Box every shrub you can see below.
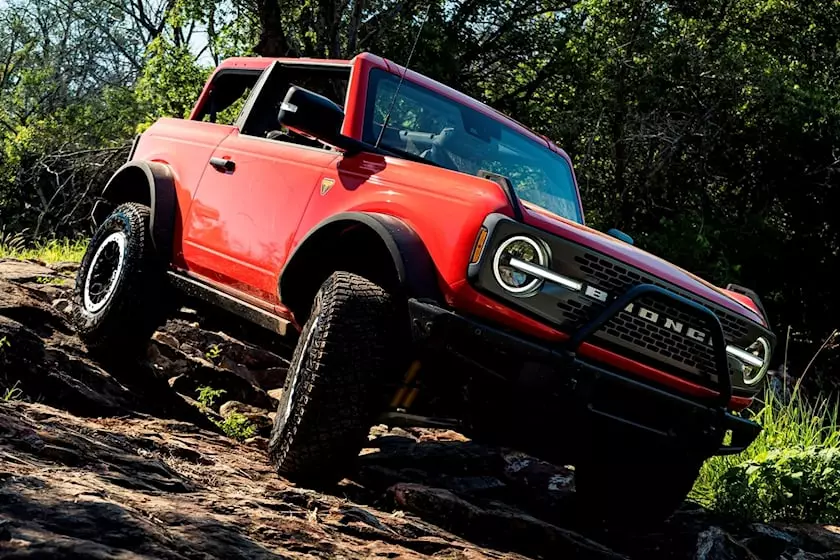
[714,446,840,523]
[216,413,257,441]
[692,384,840,523]
[196,386,226,410]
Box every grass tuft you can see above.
[2,380,23,402]
[0,237,88,264]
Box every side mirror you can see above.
[607,228,634,245]
[278,85,344,145]
[277,85,369,155]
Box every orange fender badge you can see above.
[320,178,335,196]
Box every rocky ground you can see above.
[1,258,839,559]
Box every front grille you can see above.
[553,252,753,385]
[473,217,772,392]
[575,253,750,342]
[602,296,716,372]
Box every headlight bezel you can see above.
[491,235,548,296]
[740,336,771,386]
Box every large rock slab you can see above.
[2,258,840,559]
[0,260,57,283]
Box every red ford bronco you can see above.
[72,52,775,525]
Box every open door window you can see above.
[194,69,263,124]
[235,61,351,149]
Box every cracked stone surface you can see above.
[1,260,840,559]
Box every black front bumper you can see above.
[408,283,762,458]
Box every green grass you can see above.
[2,380,23,402]
[691,383,840,523]
[0,237,88,264]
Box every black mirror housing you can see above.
[278,86,344,143]
[607,228,634,245]
[278,85,370,155]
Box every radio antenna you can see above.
[374,3,431,148]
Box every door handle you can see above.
[209,156,235,173]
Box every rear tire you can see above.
[71,202,169,363]
[268,271,397,483]
[574,441,704,531]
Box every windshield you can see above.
[362,69,582,223]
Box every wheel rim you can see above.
[83,231,127,314]
[280,302,322,428]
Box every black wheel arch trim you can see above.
[93,160,177,256]
[278,211,442,307]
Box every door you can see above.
[182,61,350,304]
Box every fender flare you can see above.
[278,212,442,311]
[93,161,177,255]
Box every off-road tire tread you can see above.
[71,202,167,361]
[268,271,395,482]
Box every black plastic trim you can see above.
[408,298,762,457]
[477,170,523,221]
[168,271,291,335]
[279,211,442,308]
[96,161,177,257]
[726,283,770,325]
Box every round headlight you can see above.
[492,236,547,295]
[742,337,771,386]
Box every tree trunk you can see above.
[254,0,295,56]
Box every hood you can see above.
[520,203,767,327]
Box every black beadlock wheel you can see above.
[71,202,169,362]
[573,441,705,530]
[268,271,397,483]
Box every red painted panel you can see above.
[183,131,341,302]
[131,118,235,269]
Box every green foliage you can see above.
[714,446,840,524]
[0,239,88,264]
[692,385,840,523]
[194,385,256,440]
[2,381,23,402]
[196,385,226,409]
[215,412,258,441]
[205,344,223,363]
[134,36,210,130]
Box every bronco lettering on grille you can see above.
[583,284,711,344]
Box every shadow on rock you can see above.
[0,484,291,559]
[332,431,627,559]
[0,313,218,429]
[332,430,840,560]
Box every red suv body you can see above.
[74,52,775,525]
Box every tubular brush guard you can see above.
[408,283,762,458]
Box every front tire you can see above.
[71,202,169,362]
[268,271,397,483]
